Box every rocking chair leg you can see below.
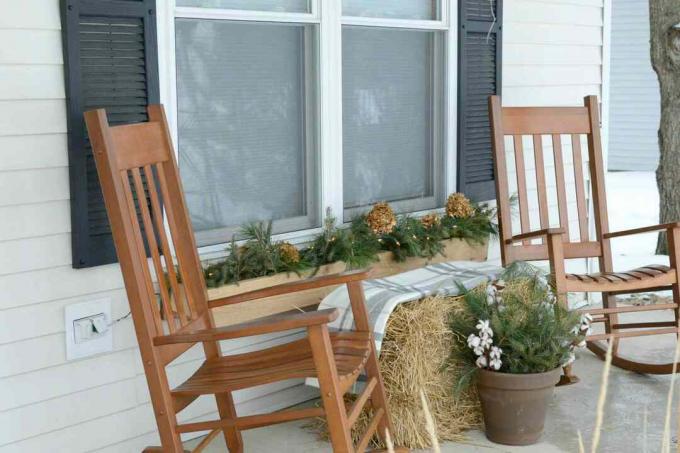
[308,325,354,453]
[215,392,243,453]
[557,363,580,386]
[365,346,394,443]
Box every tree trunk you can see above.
[651,1,680,254]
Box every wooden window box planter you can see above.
[207,238,488,327]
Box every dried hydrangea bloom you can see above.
[278,242,300,264]
[446,192,474,218]
[366,202,397,235]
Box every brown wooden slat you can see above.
[120,172,164,335]
[145,164,189,324]
[571,134,589,241]
[348,377,378,427]
[154,164,198,320]
[357,408,385,453]
[501,106,591,134]
[131,167,180,331]
[552,134,570,242]
[533,135,550,241]
[513,135,531,245]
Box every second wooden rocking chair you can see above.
[489,94,680,382]
[85,105,406,453]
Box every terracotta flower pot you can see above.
[476,367,562,445]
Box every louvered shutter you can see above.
[61,0,159,268]
[457,0,502,202]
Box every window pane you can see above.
[175,19,318,243]
[343,0,438,20]
[342,27,441,215]
[176,0,310,13]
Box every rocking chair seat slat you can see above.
[566,265,675,292]
[171,332,371,396]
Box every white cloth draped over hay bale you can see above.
[306,261,502,448]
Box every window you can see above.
[342,26,444,219]
[342,0,440,20]
[162,0,457,248]
[175,19,319,244]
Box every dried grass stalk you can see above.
[308,295,481,449]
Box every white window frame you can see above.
[156,0,458,258]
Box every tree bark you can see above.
[651,1,680,254]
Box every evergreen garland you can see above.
[198,198,498,289]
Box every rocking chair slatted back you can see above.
[85,106,211,347]
[490,95,609,266]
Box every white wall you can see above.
[0,0,605,451]
[607,0,659,171]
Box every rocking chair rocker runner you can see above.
[489,94,680,381]
[85,105,406,453]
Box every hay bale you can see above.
[308,295,481,449]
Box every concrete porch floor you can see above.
[184,334,680,452]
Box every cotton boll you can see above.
[476,356,488,368]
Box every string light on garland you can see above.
[446,192,475,219]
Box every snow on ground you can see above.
[606,171,669,271]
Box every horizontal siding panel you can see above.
[0,201,70,242]
[0,0,61,30]
[505,0,602,26]
[0,380,138,445]
[0,99,66,135]
[504,65,601,87]
[0,234,71,276]
[503,85,601,106]
[0,29,63,65]
[0,320,137,378]
[0,134,68,170]
[0,289,128,344]
[505,23,602,46]
[0,349,136,412]
[0,384,317,453]
[0,167,69,206]
[0,264,124,311]
[0,65,65,100]
[504,43,601,65]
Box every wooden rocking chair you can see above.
[85,105,405,453]
[489,95,680,381]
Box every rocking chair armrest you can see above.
[153,308,339,345]
[505,228,565,244]
[603,222,680,239]
[208,269,371,309]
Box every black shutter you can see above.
[457,0,503,202]
[61,0,159,268]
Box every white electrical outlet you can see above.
[65,299,113,360]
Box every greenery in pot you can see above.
[450,263,591,388]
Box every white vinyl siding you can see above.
[607,0,659,171]
[0,0,605,451]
